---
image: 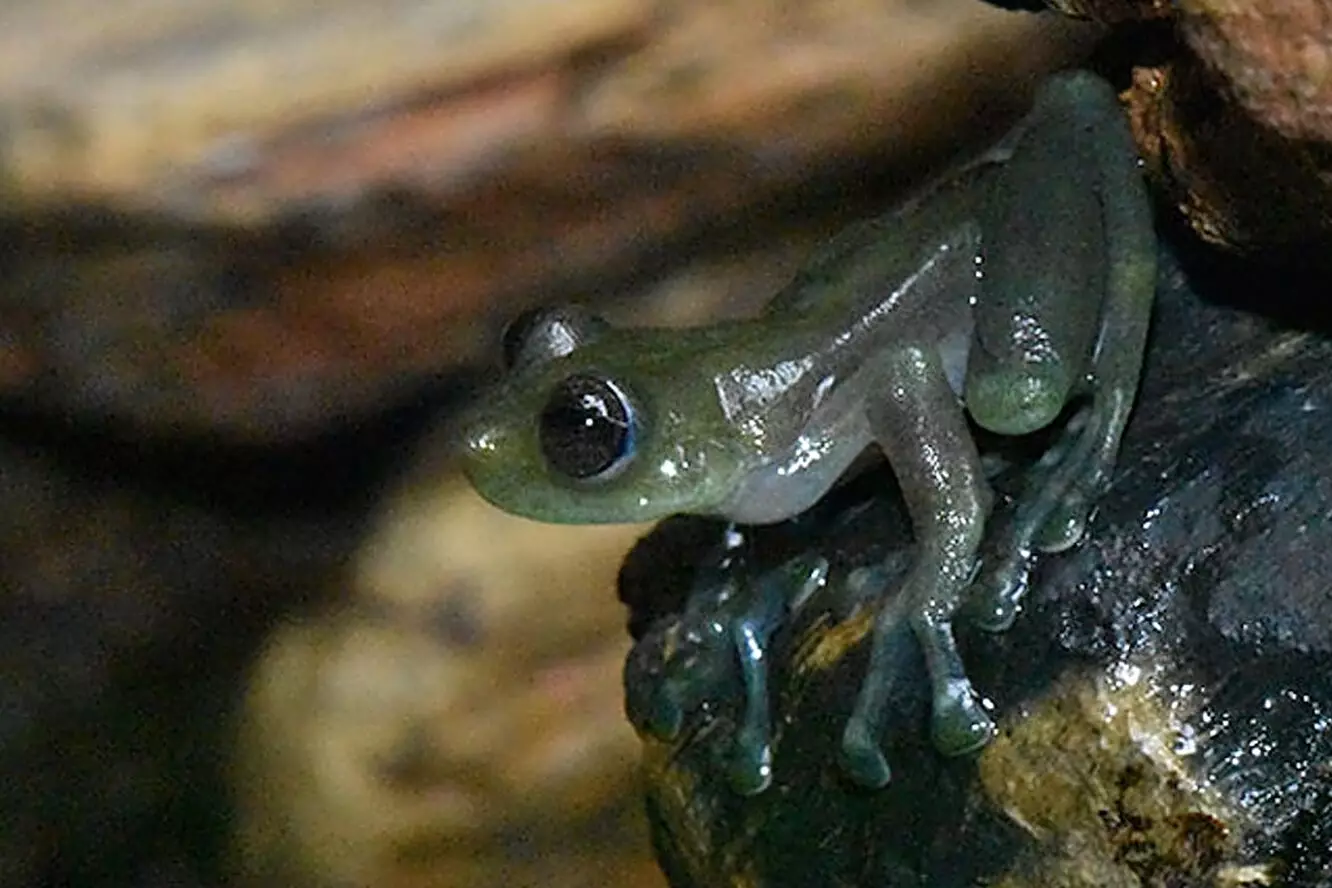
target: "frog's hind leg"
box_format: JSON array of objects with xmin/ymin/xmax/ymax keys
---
[
  {"xmin": 966, "ymin": 405, "xmax": 1098, "ymax": 631},
  {"xmin": 965, "ymin": 71, "xmax": 1156, "ymax": 632}
]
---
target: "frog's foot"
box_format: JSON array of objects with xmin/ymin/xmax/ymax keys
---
[
  {"xmin": 841, "ymin": 715, "xmax": 893, "ymax": 789},
  {"xmin": 838, "ymin": 594, "xmax": 913, "ymax": 788},
  {"xmin": 914, "ymin": 612, "xmax": 996, "ymax": 756},
  {"xmin": 967, "ymin": 404, "xmax": 1121, "ymax": 633},
  {"xmin": 840, "ymin": 608, "xmax": 994, "ymax": 788},
  {"xmin": 629, "ymin": 587, "xmax": 741, "ymax": 741},
  {"xmin": 931, "ymin": 676, "xmax": 996, "ymax": 756},
  {"xmin": 964, "ymin": 511, "xmax": 1031, "ymax": 633},
  {"xmin": 1027, "ymin": 407, "xmax": 1103, "ymax": 551},
  {"xmin": 725, "ymin": 609, "xmax": 779, "ymax": 796},
  {"xmin": 629, "ymin": 536, "xmax": 753, "ymax": 742},
  {"xmin": 632, "ymin": 553, "xmax": 826, "ymax": 794},
  {"xmin": 635, "ymin": 660, "xmax": 715, "ymax": 741}
]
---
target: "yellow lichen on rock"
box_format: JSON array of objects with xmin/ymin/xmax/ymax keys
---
[{"xmin": 978, "ymin": 662, "xmax": 1263, "ymax": 886}]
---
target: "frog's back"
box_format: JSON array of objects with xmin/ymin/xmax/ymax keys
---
[{"xmin": 763, "ymin": 161, "xmax": 994, "ymax": 361}]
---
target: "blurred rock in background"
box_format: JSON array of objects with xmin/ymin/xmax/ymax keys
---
[
  {"xmin": 1034, "ymin": 0, "xmax": 1332, "ymax": 256},
  {"xmin": 0, "ymin": 0, "xmax": 1090, "ymax": 441},
  {"xmin": 233, "ymin": 466, "xmax": 654, "ymax": 888}
]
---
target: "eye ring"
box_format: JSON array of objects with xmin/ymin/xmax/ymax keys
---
[{"xmin": 537, "ymin": 374, "xmax": 638, "ymax": 481}]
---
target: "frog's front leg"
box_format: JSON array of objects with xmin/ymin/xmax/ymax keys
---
[
  {"xmin": 728, "ymin": 554, "xmax": 828, "ymax": 794},
  {"xmin": 630, "ymin": 537, "xmax": 828, "ymax": 795},
  {"xmin": 963, "ymin": 71, "xmax": 1156, "ymax": 631},
  {"xmin": 841, "ymin": 344, "xmax": 994, "ymax": 789}
]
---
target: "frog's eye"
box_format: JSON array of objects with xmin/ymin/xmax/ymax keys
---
[
  {"xmin": 503, "ymin": 306, "xmax": 609, "ymax": 373},
  {"xmin": 538, "ymin": 374, "xmax": 637, "ymax": 480}
]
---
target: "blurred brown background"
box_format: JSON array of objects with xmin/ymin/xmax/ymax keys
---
[{"xmin": 0, "ymin": 2, "xmax": 1100, "ymax": 886}]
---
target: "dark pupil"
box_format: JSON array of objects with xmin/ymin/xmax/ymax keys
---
[{"xmin": 538, "ymin": 375, "xmax": 633, "ymax": 479}]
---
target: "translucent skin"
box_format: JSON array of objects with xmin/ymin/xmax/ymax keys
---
[{"xmin": 459, "ymin": 70, "xmax": 1156, "ymax": 788}]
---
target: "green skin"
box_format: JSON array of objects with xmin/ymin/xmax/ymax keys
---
[{"xmin": 459, "ymin": 70, "xmax": 1156, "ymax": 789}]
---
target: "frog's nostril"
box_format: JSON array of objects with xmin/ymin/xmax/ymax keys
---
[
  {"xmin": 454, "ymin": 410, "xmax": 504, "ymax": 464},
  {"xmin": 462, "ymin": 420, "xmax": 508, "ymax": 464},
  {"xmin": 464, "ymin": 424, "xmax": 493, "ymax": 455},
  {"xmin": 457, "ymin": 421, "xmax": 510, "ymax": 500}
]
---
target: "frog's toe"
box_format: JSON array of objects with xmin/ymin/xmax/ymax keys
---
[
  {"xmin": 639, "ymin": 680, "xmax": 686, "ymax": 740},
  {"xmin": 1034, "ymin": 496, "xmax": 1091, "ymax": 552},
  {"xmin": 967, "ymin": 581, "xmax": 1021, "ymax": 633},
  {"xmin": 728, "ymin": 728, "xmax": 774, "ymax": 796},
  {"xmin": 930, "ymin": 680, "xmax": 996, "ymax": 757},
  {"xmin": 966, "ymin": 553, "xmax": 1030, "ymax": 632},
  {"xmin": 840, "ymin": 718, "xmax": 893, "ymax": 788}
]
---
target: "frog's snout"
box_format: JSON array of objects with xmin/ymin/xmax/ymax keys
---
[
  {"xmin": 460, "ymin": 417, "xmax": 495, "ymax": 458},
  {"xmin": 455, "ymin": 411, "xmax": 512, "ymax": 480},
  {"xmin": 456, "ymin": 411, "xmax": 540, "ymax": 519}
]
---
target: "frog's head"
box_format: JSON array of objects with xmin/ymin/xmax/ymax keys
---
[{"xmin": 457, "ymin": 306, "xmax": 752, "ymax": 524}]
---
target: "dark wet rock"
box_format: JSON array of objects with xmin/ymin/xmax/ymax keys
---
[{"xmin": 620, "ymin": 243, "xmax": 1332, "ymax": 887}]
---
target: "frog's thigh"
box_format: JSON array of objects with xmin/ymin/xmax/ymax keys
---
[
  {"xmin": 964, "ymin": 74, "xmax": 1117, "ymax": 438},
  {"xmin": 965, "ymin": 73, "xmax": 1155, "ymax": 630},
  {"xmin": 967, "ymin": 72, "xmax": 1153, "ymax": 439},
  {"xmin": 988, "ymin": 72, "xmax": 1153, "ymax": 480}
]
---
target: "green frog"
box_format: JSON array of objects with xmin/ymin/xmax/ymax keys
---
[{"xmin": 458, "ymin": 70, "xmax": 1156, "ymax": 788}]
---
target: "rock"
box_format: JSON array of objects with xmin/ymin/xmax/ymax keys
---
[
  {"xmin": 1175, "ymin": 0, "xmax": 1332, "ymax": 146},
  {"xmin": 1126, "ymin": 56, "xmax": 1332, "ymax": 257},
  {"xmin": 0, "ymin": 0, "xmax": 1080, "ymax": 222},
  {"xmin": 0, "ymin": 0, "xmax": 654, "ymax": 217},
  {"xmin": 620, "ymin": 240, "xmax": 1332, "ymax": 886},
  {"xmin": 1011, "ymin": 0, "xmax": 1332, "ymax": 255},
  {"xmin": 0, "ymin": 1, "xmax": 1090, "ymax": 441},
  {"xmin": 232, "ymin": 465, "xmax": 663, "ymax": 888},
  {"xmin": 1032, "ymin": 0, "xmax": 1168, "ymax": 22}
]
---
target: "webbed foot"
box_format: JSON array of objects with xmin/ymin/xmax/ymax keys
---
[
  {"xmin": 639, "ymin": 679, "xmax": 687, "ymax": 740},
  {"xmin": 840, "ymin": 564, "xmax": 994, "ymax": 787},
  {"xmin": 729, "ymin": 719, "xmax": 776, "ymax": 796},
  {"xmin": 841, "ymin": 611, "xmax": 993, "ymax": 788}
]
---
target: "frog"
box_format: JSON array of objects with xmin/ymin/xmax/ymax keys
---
[{"xmin": 457, "ymin": 70, "xmax": 1156, "ymax": 789}]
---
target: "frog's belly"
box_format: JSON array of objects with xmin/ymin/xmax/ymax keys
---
[{"xmin": 716, "ymin": 409, "xmax": 873, "ymax": 525}]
